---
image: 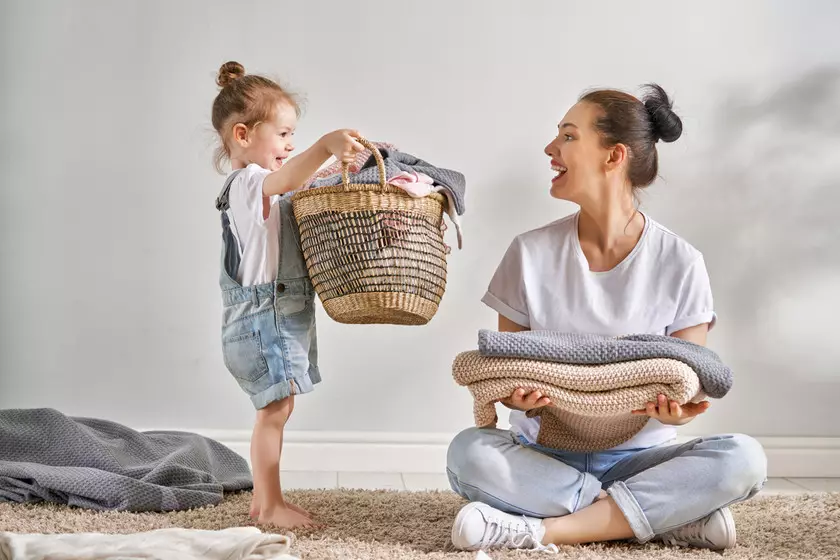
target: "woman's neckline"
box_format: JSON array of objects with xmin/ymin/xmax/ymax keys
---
[{"xmin": 572, "ymin": 210, "xmax": 650, "ymax": 275}]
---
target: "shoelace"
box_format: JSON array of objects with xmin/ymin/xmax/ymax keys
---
[
  {"xmin": 663, "ymin": 519, "xmax": 707, "ymax": 547},
  {"xmin": 482, "ymin": 515, "xmax": 559, "ymax": 553}
]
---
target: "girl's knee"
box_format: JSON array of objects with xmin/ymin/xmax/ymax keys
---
[{"xmin": 256, "ymin": 396, "xmax": 294, "ymax": 427}]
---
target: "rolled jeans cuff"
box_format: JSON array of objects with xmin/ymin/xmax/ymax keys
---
[{"xmin": 607, "ymin": 481, "xmax": 655, "ymax": 542}]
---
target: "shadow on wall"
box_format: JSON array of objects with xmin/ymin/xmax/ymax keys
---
[{"xmin": 674, "ymin": 68, "xmax": 840, "ymax": 391}]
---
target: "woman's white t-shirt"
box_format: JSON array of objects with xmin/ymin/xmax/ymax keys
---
[
  {"xmin": 482, "ymin": 211, "xmax": 716, "ymax": 450},
  {"xmin": 225, "ymin": 164, "xmax": 281, "ymax": 287}
]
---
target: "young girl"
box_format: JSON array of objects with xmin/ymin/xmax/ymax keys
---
[{"xmin": 210, "ymin": 61, "xmax": 363, "ymax": 529}]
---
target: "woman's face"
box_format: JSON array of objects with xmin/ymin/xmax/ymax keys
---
[{"xmin": 544, "ymin": 101, "xmax": 611, "ymax": 203}]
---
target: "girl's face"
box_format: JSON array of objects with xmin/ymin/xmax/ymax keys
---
[
  {"xmin": 233, "ymin": 102, "xmax": 297, "ymax": 171},
  {"xmin": 544, "ymin": 101, "xmax": 613, "ymax": 204}
]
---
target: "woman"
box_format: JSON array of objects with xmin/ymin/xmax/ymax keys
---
[{"xmin": 447, "ymin": 85, "xmax": 767, "ymax": 553}]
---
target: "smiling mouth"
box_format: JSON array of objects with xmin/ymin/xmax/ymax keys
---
[{"xmin": 551, "ymin": 162, "xmax": 568, "ymax": 182}]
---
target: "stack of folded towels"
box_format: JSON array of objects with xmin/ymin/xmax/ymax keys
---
[{"xmin": 453, "ymin": 330, "xmax": 733, "ymax": 451}]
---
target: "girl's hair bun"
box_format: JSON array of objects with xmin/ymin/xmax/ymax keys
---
[{"xmin": 216, "ymin": 61, "xmax": 246, "ymax": 88}]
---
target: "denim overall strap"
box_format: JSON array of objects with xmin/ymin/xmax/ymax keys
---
[
  {"xmin": 216, "ymin": 169, "xmax": 245, "ymax": 290},
  {"xmin": 215, "ymin": 169, "xmax": 245, "ymax": 212}
]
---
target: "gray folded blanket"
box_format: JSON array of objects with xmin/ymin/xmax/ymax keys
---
[
  {"xmin": 0, "ymin": 408, "xmax": 252, "ymax": 512},
  {"xmin": 478, "ymin": 330, "xmax": 732, "ymax": 398},
  {"xmin": 310, "ymin": 148, "xmax": 466, "ymax": 215}
]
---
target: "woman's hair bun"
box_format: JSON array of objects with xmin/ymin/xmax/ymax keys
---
[
  {"xmin": 216, "ymin": 61, "xmax": 246, "ymax": 88},
  {"xmin": 642, "ymin": 83, "xmax": 682, "ymax": 143}
]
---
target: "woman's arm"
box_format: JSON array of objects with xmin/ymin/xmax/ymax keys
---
[
  {"xmin": 670, "ymin": 322, "xmax": 708, "ymax": 346},
  {"xmin": 498, "ymin": 314, "xmax": 529, "ymax": 333}
]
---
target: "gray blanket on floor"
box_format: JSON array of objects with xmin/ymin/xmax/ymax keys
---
[
  {"xmin": 478, "ymin": 330, "xmax": 732, "ymax": 398},
  {"xmin": 0, "ymin": 408, "xmax": 252, "ymax": 512},
  {"xmin": 310, "ymin": 148, "xmax": 467, "ymax": 215}
]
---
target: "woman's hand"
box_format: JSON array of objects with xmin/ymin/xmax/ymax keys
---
[
  {"xmin": 499, "ymin": 388, "xmax": 551, "ymax": 412},
  {"xmin": 631, "ymin": 394, "xmax": 711, "ymax": 426}
]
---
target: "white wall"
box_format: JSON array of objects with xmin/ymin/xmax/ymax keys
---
[{"xmin": 1, "ymin": 0, "xmax": 838, "ymax": 442}]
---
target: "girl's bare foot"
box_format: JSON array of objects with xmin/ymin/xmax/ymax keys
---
[
  {"xmin": 287, "ymin": 501, "xmax": 312, "ymax": 518},
  {"xmin": 258, "ymin": 505, "xmax": 315, "ymax": 529},
  {"xmin": 250, "ymin": 495, "xmax": 261, "ymax": 519},
  {"xmin": 249, "ymin": 496, "xmax": 312, "ymax": 520}
]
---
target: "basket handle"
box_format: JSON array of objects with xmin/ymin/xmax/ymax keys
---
[{"xmin": 341, "ymin": 136, "xmax": 388, "ymax": 191}]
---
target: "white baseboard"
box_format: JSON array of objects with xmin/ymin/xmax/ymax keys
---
[{"xmin": 190, "ymin": 430, "xmax": 840, "ymax": 478}]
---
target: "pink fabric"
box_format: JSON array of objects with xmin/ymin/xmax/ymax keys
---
[{"xmin": 387, "ymin": 171, "xmax": 435, "ymax": 197}]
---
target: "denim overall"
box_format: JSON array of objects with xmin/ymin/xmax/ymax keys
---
[{"xmin": 215, "ymin": 170, "xmax": 320, "ymax": 409}]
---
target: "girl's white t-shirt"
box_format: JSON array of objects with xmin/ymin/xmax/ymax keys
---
[
  {"xmin": 225, "ymin": 164, "xmax": 281, "ymax": 287},
  {"xmin": 482, "ymin": 211, "xmax": 716, "ymax": 451}
]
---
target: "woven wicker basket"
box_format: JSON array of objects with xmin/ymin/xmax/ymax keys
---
[{"xmin": 292, "ymin": 138, "xmax": 448, "ymax": 325}]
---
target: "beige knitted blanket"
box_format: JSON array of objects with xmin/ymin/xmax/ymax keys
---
[{"xmin": 452, "ymin": 351, "xmax": 704, "ymax": 451}]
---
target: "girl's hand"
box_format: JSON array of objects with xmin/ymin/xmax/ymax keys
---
[
  {"xmin": 632, "ymin": 394, "xmax": 711, "ymax": 426},
  {"xmin": 321, "ymin": 129, "xmax": 365, "ymax": 163},
  {"xmin": 263, "ymin": 130, "xmax": 364, "ymax": 196},
  {"xmin": 499, "ymin": 388, "xmax": 551, "ymax": 412}
]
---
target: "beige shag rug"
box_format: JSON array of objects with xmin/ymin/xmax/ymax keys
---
[{"xmin": 1, "ymin": 491, "xmax": 838, "ymax": 559}]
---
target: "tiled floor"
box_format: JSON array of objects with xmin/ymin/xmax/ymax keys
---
[
  {"xmin": 281, "ymin": 472, "xmax": 837, "ymax": 494},
  {"xmin": 780, "ymin": 478, "xmax": 840, "ymax": 492}
]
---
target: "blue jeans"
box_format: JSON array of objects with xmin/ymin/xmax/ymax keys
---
[{"xmin": 446, "ymin": 427, "xmax": 767, "ymax": 542}]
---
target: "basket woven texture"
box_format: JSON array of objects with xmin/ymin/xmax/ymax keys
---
[{"xmin": 292, "ymin": 138, "xmax": 448, "ymax": 325}]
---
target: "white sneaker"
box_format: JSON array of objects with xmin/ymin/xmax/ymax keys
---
[
  {"xmin": 451, "ymin": 502, "xmax": 558, "ymax": 553},
  {"xmin": 657, "ymin": 507, "xmax": 737, "ymax": 550}
]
